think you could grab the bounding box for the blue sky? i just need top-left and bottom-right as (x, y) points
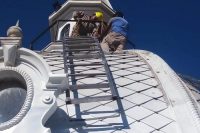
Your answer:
(0, 0), (199, 79)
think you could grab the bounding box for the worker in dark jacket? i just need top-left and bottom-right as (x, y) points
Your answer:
(70, 11), (92, 37)
(100, 11), (128, 53)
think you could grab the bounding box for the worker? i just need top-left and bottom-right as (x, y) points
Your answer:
(71, 11), (107, 38)
(90, 12), (107, 38)
(100, 11), (128, 53)
(70, 11), (95, 37)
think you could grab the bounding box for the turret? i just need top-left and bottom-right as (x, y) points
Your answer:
(49, 0), (115, 41)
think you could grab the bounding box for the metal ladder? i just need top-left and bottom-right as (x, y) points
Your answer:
(63, 37), (118, 105)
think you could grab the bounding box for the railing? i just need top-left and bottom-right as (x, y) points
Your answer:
(29, 20), (136, 50)
(29, 20), (57, 50)
(29, 0), (136, 50)
(29, 19), (102, 50)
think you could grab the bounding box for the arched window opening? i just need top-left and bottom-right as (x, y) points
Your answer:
(59, 24), (70, 40)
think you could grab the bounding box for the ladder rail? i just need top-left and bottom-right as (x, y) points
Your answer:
(62, 40), (71, 98)
(63, 37), (118, 104)
(95, 38), (118, 98)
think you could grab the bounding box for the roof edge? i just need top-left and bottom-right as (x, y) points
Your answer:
(132, 49), (200, 133)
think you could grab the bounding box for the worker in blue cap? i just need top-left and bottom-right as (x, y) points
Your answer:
(100, 11), (128, 53)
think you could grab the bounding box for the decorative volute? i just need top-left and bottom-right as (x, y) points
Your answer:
(0, 20), (23, 66)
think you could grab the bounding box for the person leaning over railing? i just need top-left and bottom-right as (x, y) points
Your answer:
(100, 11), (128, 53)
(70, 11), (95, 37)
(90, 12), (107, 38)
(70, 11), (107, 38)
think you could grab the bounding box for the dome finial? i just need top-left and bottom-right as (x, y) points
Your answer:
(16, 20), (19, 27)
(7, 20), (23, 37)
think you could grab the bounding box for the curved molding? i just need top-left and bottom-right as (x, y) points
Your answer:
(18, 48), (51, 83)
(0, 67), (34, 130)
(0, 47), (58, 132)
(133, 49), (200, 133)
(0, 47), (51, 81)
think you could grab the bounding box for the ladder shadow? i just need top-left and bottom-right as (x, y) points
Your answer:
(45, 98), (130, 132)
(66, 56), (130, 132)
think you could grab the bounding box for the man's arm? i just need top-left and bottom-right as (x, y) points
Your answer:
(99, 20), (112, 41)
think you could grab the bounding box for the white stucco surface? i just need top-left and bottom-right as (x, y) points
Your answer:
(40, 45), (200, 133)
(0, 40), (200, 132)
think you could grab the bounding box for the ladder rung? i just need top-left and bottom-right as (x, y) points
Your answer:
(65, 38), (92, 41)
(68, 73), (106, 77)
(66, 62), (103, 67)
(65, 37), (93, 40)
(66, 95), (114, 104)
(65, 44), (97, 47)
(65, 48), (100, 52)
(65, 40), (95, 43)
(68, 54), (101, 59)
(65, 37), (94, 40)
(65, 40), (96, 44)
(69, 83), (109, 90)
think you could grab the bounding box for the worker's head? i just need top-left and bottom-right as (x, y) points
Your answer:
(113, 11), (124, 18)
(94, 12), (103, 20)
(72, 11), (84, 19)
